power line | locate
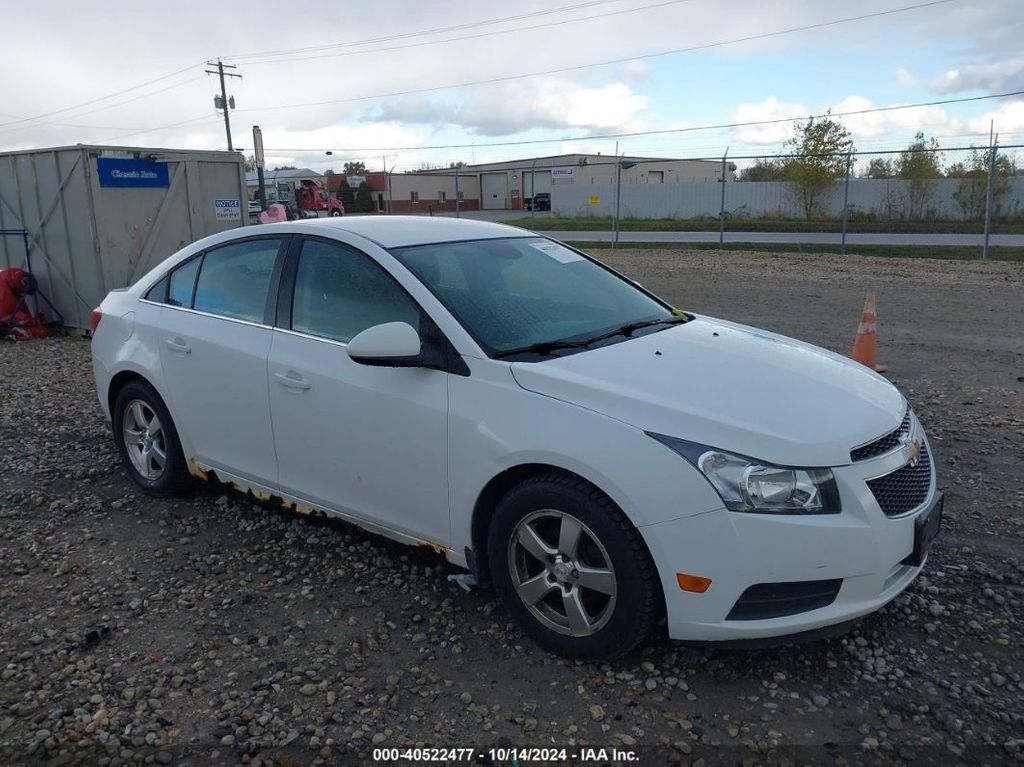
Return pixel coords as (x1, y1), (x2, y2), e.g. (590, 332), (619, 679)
(94, 114), (219, 145)
(235, 0), (955, 114)
(0, 76), (207, 135)
(227, 0), (630, 61)
(0, 62), (205, 130)
(259, 90), (1024, 153)
(241, 0), (696, 66)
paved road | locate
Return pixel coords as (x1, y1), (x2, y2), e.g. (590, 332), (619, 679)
(530, 230), (1024, 246)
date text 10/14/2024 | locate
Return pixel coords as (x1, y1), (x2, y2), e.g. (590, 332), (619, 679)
(372, 746), (639, 763)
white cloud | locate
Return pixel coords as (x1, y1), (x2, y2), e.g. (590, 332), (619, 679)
(965, 100), (1024, 135)
(895, 68), (917, 87)
(931, 58), (1024, 94)
(620, 60), (649, 84)
(371, 79), (648, 137)
(729, 97), (808, 145)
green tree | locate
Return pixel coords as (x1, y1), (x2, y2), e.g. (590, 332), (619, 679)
(355, 182), (375, 213)
(272, 165), (297, 170)
(738, 158), (787, 181)
(783, 112), (854, 219)
(947, 146), (1017, 220)
(338, 184), (356, 211)
(895, 133), (942, 219)
(243, 154), (257, 172)
(863, 157), (894, 179)
(344, 161), (367, 174)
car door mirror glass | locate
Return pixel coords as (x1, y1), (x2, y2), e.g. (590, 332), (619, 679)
(347, 322), (421, 364)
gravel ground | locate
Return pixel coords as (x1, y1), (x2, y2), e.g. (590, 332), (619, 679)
(0, 249), (1021, 766)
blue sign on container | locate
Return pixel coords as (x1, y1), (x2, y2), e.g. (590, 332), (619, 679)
(96, 158), (170, 188)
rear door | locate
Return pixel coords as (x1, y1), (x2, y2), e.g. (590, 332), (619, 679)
(156, 236), (287, 486)
(267, 236), (450, 545)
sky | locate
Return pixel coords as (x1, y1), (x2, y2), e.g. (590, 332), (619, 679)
(1, 0), (1022, 173)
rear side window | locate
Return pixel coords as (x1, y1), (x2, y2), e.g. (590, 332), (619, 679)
(193, 239), (283, 323)
(144, 275), (169, 302)
(167, 258), (201, 307)
(291, 239), (420, 343)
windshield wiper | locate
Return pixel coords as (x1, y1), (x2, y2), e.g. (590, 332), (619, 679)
(592, 315), (688, 342)
(493, 315), (687, 360)
(493, 338), (595, 359)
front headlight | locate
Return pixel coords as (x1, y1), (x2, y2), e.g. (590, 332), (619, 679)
(649, 433), (840, 514)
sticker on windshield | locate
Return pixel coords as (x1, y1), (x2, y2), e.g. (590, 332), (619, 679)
(531, 240), (583, 263)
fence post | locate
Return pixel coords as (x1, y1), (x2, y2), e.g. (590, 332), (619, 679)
(718, 149), (729, 249)
(841, 152), (852, 256)
(982, 139), (997, 260)
(454, 170), (461, 218)
(530, 157), (537, 223)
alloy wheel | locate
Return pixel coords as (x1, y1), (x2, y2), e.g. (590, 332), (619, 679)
(508, 509), (617, 637)
(122, 399), (167, 481)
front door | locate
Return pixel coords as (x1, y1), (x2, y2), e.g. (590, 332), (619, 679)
(267, 237), (450, 545)
(157, 236), (286, 485)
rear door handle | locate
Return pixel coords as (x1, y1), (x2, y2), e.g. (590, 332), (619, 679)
(165, 338), (191, 355)
(274, 371), (311, 390)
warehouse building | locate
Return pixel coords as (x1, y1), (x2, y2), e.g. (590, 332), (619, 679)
(430, 153), (732, 210)
(323, 153), (730, 213)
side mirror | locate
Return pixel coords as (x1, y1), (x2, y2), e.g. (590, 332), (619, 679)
(348, 321), (442, 368)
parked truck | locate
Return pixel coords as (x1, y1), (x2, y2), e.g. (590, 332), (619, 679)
(294, 179), (344, 218)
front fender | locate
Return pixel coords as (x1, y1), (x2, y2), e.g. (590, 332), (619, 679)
(447, 359), (723, 559)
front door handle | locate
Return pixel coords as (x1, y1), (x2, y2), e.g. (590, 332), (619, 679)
(165, 337), (191, 355)
(274, 371), (311, 390)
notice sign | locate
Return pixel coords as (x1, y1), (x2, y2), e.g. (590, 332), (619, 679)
(588, 195), (601, 207)
(551, 167), (575, 180)
(215, 198), (241, 221)
(97, 158), (169, 188)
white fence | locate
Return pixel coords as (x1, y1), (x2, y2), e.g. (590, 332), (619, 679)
(552, 177), (1024, 222)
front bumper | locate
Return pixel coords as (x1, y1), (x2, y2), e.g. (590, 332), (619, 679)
(642, 421), (940, 642)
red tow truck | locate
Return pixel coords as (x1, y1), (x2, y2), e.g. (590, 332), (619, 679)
(294, 179), (344, 218)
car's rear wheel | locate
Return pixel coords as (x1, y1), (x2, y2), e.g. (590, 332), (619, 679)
(113, 380), (193, 497)
(488, 473), (660, 660)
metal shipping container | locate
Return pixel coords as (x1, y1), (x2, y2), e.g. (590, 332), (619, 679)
(0, 145), (248, 330)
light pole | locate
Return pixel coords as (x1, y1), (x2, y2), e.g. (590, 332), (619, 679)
(614, 157), (636, 249)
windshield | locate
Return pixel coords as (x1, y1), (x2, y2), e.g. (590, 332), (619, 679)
(390, 237), (680, 357)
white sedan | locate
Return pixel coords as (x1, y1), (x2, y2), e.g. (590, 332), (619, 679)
(91, 216), (942, 659)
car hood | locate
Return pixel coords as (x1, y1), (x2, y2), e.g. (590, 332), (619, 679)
(510, 316), (905, 467)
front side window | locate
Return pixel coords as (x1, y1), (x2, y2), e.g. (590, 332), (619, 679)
(192, 239), (283, 322)
(290, 239), (421, 343)
(391, 237), (677, 356)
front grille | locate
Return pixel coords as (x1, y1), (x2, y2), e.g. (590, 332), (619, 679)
(866, 443), (932, 516)
(726, 579), (843, 621)
(851, 409), (912, 462)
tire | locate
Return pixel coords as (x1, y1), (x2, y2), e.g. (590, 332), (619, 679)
(488, 473), (661, 660)
(112, 380), (193, 498)
(330, 209), (342, 217)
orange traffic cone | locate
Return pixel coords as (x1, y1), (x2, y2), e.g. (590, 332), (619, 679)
(851, 292), (887, 373)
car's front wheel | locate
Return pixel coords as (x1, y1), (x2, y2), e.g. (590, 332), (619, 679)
(488, 474), (661, 660)
(113, 380), (193, 497)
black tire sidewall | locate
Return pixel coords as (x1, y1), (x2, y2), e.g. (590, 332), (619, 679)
(488, 477), (657, 659)
(112, 381), (190, 497)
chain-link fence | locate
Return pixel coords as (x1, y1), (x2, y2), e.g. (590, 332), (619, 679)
(507, 143), (1023, 257)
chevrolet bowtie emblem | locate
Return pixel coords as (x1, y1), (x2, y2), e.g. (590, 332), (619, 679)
(901, 436), (922, 467)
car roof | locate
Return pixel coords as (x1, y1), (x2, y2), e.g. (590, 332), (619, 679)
(276, 215), (534, 248)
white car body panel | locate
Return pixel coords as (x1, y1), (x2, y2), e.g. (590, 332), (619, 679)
(91, 216), (937, 644)
(510, 316), (905, 469)
(267, 328), (450, 546)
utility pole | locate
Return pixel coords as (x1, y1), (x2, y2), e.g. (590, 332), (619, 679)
(205, 59), (241, 151)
